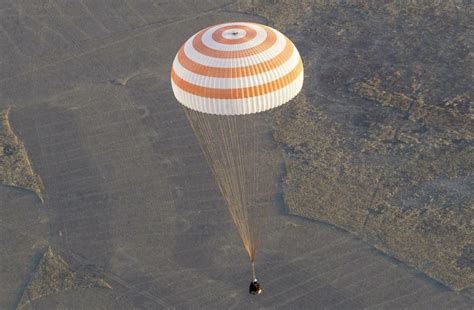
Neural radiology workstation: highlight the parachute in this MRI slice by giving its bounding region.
[171,22,304,282]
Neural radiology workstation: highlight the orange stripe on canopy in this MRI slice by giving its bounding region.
[171,58,303,99]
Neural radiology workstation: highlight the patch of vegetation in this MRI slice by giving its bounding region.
[0,107,44,203]
[17,247,111,310]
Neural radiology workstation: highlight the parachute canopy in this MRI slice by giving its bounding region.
[171,22,304,115]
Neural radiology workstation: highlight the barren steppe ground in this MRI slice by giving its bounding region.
[0,1,472,309]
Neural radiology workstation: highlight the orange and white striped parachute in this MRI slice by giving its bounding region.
[170,23,304,279]
[171,22,304,115]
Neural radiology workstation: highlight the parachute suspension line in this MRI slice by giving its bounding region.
[246,114,258,262]
[183,107,262,263]
[251,115,260,260]
[218,114,251,258]
[228,115,251,256]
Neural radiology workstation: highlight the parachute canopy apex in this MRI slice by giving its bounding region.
[171,22,304,115]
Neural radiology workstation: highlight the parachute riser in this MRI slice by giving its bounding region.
[252,261,256,280]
